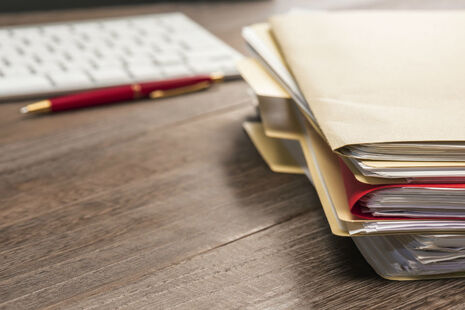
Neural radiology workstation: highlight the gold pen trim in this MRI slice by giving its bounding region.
[20,100,52,114]
[131,84,143,99]
[150,81,212,99]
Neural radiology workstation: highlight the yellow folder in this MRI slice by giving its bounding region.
[239,58,465,280]
[239,57,465,236]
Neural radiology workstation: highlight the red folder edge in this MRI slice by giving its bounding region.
[338,159,465,220]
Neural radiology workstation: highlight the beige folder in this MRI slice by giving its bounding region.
[243,122,304,175]
[239,57,465,236]
[239,58,348,236]
[244,121,465,280]
[244,20,465,176]
[270,11,465,155]
[240,58,465,279]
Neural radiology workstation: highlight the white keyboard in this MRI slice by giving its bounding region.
[0,13,242,100]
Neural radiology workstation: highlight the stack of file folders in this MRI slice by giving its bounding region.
[238,10,465,280]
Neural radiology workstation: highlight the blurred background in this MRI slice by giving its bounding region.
[0,0,243,12]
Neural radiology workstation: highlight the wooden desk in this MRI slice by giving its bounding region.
[1,1,464,309]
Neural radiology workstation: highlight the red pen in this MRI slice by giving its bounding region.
[20,73,224,114]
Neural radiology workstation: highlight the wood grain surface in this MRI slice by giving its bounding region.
[2,1,465,309]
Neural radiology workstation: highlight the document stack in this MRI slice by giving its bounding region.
[238,11,465,280]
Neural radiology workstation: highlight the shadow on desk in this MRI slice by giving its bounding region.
[217,117,379,300]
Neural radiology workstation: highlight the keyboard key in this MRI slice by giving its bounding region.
[1,65,32,77]
[65,49,99,63]
[34,50,69,64]
[1,47,25,62]
[124,53,154,65]
[0,76,53,96]
[96,59,126,68]
[178,36,220,50]
[154,46,181,55]
[49,71,92,89]
[130,44,156,54]
[30,46,56,59]
[31,62,64,75]
[152,53,182,65]
[161,64,191,78]
[128,65,163,81]
[89,67,132,85]
[152,39,179,50]
[63,62,98,73]
[93,48,127,61]
[14,28,43,44]
[184,50,234,62]
[188,61,224,75]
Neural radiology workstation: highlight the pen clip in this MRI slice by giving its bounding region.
[150,81,212,99]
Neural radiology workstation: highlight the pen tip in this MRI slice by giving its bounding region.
[20,107,29,114]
